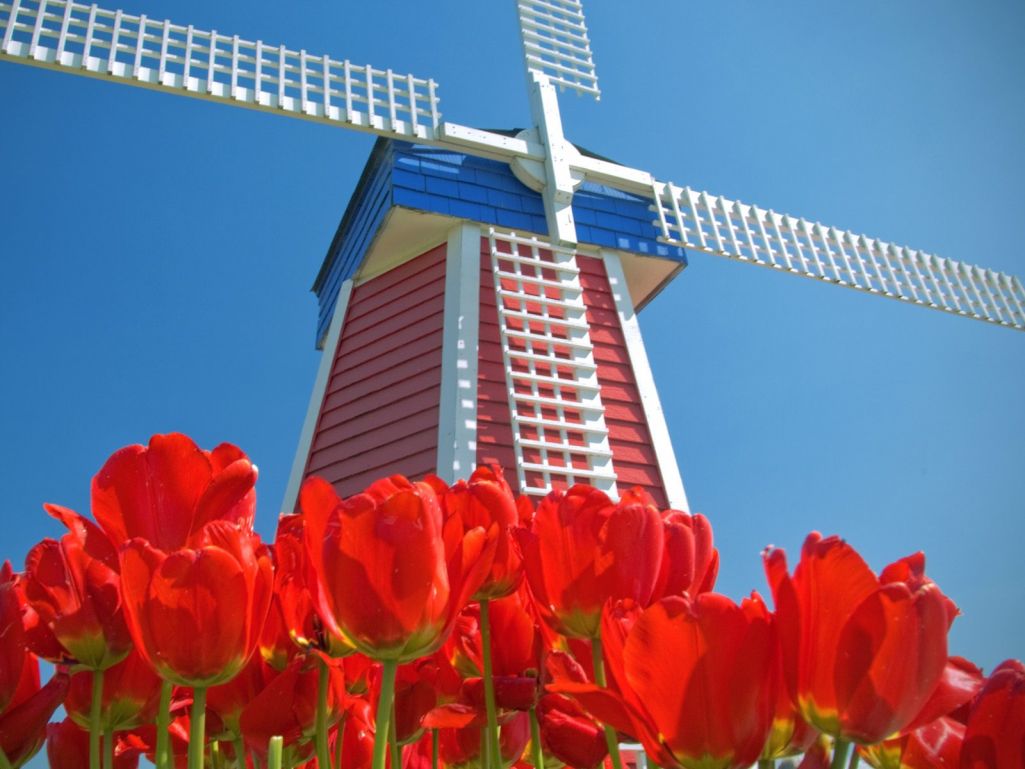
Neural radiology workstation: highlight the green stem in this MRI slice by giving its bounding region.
[758,761,775,769]
[316,658,332,769]
[104,728,115,769]
[0,746,13,769]
[431,729,439,769]
[189,686,208,769]
[371,659,398,769]
[479,599,503,769]
[830,740,851,769]
[334,715,346,769]
[233,736,247,769]
[388,709,401,769]
[590,634,623,769]
[267,736,284,769]
[848,751,861,769]
[157,680,174,769]
[89,668,105,769]
[528,707,544,769]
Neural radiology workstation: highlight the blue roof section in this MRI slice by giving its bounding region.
[313,138,687,345]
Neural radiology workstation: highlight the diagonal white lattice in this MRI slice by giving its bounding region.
[652,182,1025,331]
[516,0,599,99]
[488,229,616,498]
[0,0,441,139]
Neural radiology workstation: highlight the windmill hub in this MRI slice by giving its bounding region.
[509,128,586,195]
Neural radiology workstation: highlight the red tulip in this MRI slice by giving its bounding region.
[860,716,964,769]
[301,475,496,663]
[207,652,269,742]
[0,664,70,768]
[21,504,131,670]
[65,650,162,733]
[0,562,28,713]
[239,654,345,755]
[516,485,664,639]
[960,659,1025,769]
[764,534,953,744]
[902,656,983,733]
[92,433,257,552]
[434,465,523,600]
[551,593,776,769]
[537,693,607,769]
[46,718,140,769]
[651,509,719,600]
[330,698,375,769]
[119,520,273,686]
[429,709,530,767]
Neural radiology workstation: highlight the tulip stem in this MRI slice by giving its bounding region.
[157,680,173,769]
[0,747,12,769]
[528,706,545,769]
[268,736,284,769]
[189,686,208,769]
[371,659,398,769]
[590,634,624,769]
[479,599,503,769]
[334,715,346,768]
[89,668,105,769]
[316,657,332,769]
[431,729,439,769]
[848,752,861,769]
[233,736,247,768]
[389,705,401,769]
[758,761,774,769]
[830,740,851,769]
[104,728,115,769]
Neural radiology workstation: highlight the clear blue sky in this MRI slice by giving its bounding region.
[2,1,1022,718]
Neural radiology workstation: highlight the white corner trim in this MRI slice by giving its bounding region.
[601,250,691,511]
[280,278,354,514]
[436,223,482,483]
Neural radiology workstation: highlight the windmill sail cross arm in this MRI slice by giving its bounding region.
[650,180,1025,331]
[0,0,441,141]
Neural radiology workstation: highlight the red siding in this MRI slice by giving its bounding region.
[302,245,446,499]
[578,255,668,507]
[476,239,518,487]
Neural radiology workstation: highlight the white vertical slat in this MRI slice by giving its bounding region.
[55,0,74,59]
[276,43,284,106]
[157,18,169,82]
[81,4,98,66]
[299,48,308,113]
[365,64,375,123]
[105,8,119,73]
[322,53,331,113]
[28,0,45,59]
[385,67,396,129]
[132,13,145,78]
[253,39,262,102]
[436,222,482,482]
[428,78,439,126]
[767,210,793,270]
[2,0,22,54]
[183,24,193,83]
[206,28,217,94]
[230,34,239,97]
[343,59,353,121]
[406,72,418,133]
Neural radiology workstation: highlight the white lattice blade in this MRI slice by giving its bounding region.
[517,0,599,99]
[0,0,441,140]
[652,181,1025,331]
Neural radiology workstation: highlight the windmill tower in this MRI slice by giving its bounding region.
[1,0,1021,515]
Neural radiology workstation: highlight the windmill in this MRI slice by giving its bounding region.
[0,0,1020,664]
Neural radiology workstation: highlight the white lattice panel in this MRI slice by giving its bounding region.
[517,0,599,99]
[652,182,1025,331]
[488,229,616,498]
[0,0,441,139]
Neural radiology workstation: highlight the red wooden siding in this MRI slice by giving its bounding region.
[303,244,446,499]
[578,254,668,508]
[476,238,519,487]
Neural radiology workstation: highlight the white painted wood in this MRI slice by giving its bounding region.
[280,278,353,515]
[488,228,617,498]
[527,71,577,246]
[602,250,689,511]
[436,223,483,483]
[652,181,1025,330]
[516,0,599,99]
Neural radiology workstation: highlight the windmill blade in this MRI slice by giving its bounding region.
[652,181,1025,331]
[517,0,599,99]
[0,0,441,141]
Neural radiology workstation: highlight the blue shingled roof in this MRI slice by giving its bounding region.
[312,137,687,345]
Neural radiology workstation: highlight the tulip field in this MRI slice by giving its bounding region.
[0,433,1021,769]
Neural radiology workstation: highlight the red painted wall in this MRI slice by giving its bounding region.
[303,245,446,498]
